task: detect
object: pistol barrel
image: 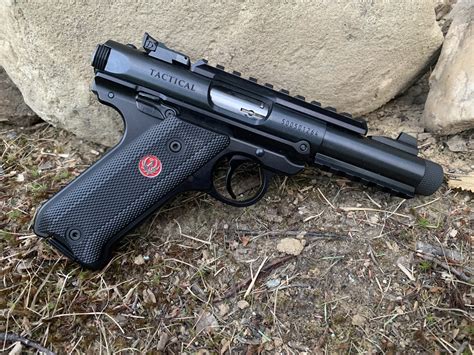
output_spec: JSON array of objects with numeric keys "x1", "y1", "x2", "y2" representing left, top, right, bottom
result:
[
  {"x1": 317, "y1": 127, "x2": 443, "y2": 196},
  {"x1": 91, "y1": 38, "x2": 443, "y2": 197}
]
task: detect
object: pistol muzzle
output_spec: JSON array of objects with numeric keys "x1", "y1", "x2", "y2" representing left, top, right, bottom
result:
[
  {"x1": 91, "y1": 44, "x2": 110, "y2": 71},
  {"x1": 415, "y1": 160, "x2": 444, "y2": 196}
]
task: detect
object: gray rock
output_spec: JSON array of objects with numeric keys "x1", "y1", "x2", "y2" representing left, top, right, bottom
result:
[
  {"x1": 0, "y1": 67, "x2": 41, "y2": 126},
  {"x1": 0, "y1": 1, "x2": 443, "y2": 145},
  {"x1": 424, "y1": 0, "x2": 474, "y2": 135},
  {"x1": 265, "y1": 279, "x2": 281, "y2": 289},
  {"x1": 446, "y1": 135, "x2": 471, "y2": 152}
]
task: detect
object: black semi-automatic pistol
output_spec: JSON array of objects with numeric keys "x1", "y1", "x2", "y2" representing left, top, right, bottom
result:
[{"x1": 34, "y1": 33, "x2": 444, "y2": 269}]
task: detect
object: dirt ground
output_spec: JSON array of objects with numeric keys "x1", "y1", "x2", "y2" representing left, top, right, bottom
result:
[{"x1": 1, "y1": 74, "x2": 473, "y2": 354}]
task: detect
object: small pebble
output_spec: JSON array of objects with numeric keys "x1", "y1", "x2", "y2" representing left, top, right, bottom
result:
[
  {"x1": 218, "y1": 303, "x2": 230, "y2": 316},
  {"x1": 277, "y1": 238, "x2": 304, "y2": 256},
  {"x1": 6, "y1": 131, "x2": 17, "y2": 140},
  {"x1": 39, "y1": 161, "x2": 53, "y2": 171},
  {"x1": 134, "y1": 255, "x2": 145, "y2": 265},
  {"x1": 266, "y1": 279, "x2": 281, "y2": 289},
  {"x1": 237, "y1": 300, "x2": 249, "y2": 309},
  {"x1": 352, "y1": 314, "x2": 366, "y2": 326},
  {"x1": 273, "y1": 337, "x2": 283, "y2": 347}
]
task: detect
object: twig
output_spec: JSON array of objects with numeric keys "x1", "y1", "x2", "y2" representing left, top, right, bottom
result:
[
  {"x1": 416, "y1": 253, "x2": 473, "y2": 283},
  {"x1": 416, "y1": 241, "x2": 466, "y2": 263},
  {"x1": 46, "y1": 312, "x2": 125, "y2": 333},
  {"x1": 413, "y1": 197, "x2": 441, "y2": 209},
  {"x1": 340, "y1": 207, "x2": 410, "y2": 219},
  {"x1": 216, "y1": 255, "x2": 294, "y2": 301},
  {"x1": 318, "y1": 188, "x2": 335, "y2": 209},
  {"x1": 387, "y1": 199, "x2": 406, "y2": 218},
  {"x1": 0, "y1": 333, "x2": 56, "y2": 355},
  {"x1": 175, "y1": 220, "x2": 211, "y2": 245},
  {"x1": 303, "y1": 211, "x2": 324, "y2": 222},
  {"x1": 234, "y1": 229, "x2": 342, "y2": 239},
  {"x1": 244, "y1": 256, "x2": 268, "y2": 298},
  {"x1": 364, "y1": 192, "x2": 381, "y2": 208},
  {"x1": 397, "y1": 262, "x2": 415, "y2": 281},
  {"x1": 430, "y1": 306, "x2": 474, "y2": 320}
]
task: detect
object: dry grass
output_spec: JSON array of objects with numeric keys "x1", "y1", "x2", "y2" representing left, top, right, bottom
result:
[{"x1": 1, "y1": 84, "x2": 473, "y2": 353}]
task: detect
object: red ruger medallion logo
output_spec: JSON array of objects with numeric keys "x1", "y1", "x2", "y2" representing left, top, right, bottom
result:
[{"x1": 138, "y1": 155, "x2": 162, "y2": 178}]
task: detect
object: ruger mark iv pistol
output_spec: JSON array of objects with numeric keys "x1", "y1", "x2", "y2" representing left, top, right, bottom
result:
[{"x1": 34, "y1": 33, "x2": 444, "y2": 269}]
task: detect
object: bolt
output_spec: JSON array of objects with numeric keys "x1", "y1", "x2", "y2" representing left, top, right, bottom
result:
[
  {"x1": 169, "y1": 140, "x2": 182, "y2": 153},
  {"x1": 165, "y1": 110, "x2": 176, "y2": 119},
  {"x1": 68, "y1": 228, "x2": 82, "y2": 241},
  {"x1": 299, "y1": 143, "x2": 308, "y2": 152},
  {"x1": 255, "y1": 148, "x2": 265, "y2": 157},
  {"x1": 108, "y1": 92, "x2": 114, "y2": 98}
]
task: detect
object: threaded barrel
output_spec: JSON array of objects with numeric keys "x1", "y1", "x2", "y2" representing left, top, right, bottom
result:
[{"x1": 91, "y1": 44, "x2": 111, "y2": 71}]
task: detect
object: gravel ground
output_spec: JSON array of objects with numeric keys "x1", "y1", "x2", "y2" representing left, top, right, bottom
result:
[{"x1": 1, "y1": 76, "x2": 473, "y2": 354}]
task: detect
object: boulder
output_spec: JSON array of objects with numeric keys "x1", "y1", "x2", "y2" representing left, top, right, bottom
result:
[
  {"x1": 0, "y1": 1, "x2": 443, "y2": 145},
  {"x1": 424, "y1": 0, "x2": 474, "y2": 134},
  {"x1": 0, "y1": 67, "x2": 41, "y2": 126}
]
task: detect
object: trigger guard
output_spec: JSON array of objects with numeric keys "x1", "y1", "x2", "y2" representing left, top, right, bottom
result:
[
  {"x1": 225, "y1": 155, "x2": 253, "y2": 199},
  {"x1": 211, "y1": 165, "x2": 273, "y2": 207}
]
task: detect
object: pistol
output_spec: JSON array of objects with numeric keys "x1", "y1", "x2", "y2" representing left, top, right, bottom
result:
[{"x1": 34, "y1": 33, "x2": 444, "y2": 269}]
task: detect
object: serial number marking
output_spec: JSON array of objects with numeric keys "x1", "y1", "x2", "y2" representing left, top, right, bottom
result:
[{"x1": 281, "y1": 119, "x2": 319, "y2": 137}]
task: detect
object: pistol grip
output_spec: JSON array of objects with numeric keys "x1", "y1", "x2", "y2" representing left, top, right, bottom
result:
[{"x1": 34, "y1": 112, "x2": 229, "y2": 269}]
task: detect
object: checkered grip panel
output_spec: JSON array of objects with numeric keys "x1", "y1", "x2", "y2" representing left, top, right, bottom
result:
[{"x1": 35, "y1": 116, "x2": 229, "y2": 268}]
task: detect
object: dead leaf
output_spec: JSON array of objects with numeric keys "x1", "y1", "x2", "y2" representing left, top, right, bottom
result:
[
  {"x1": 218, "y1": 303, "x2": 230, "y2": 317},
  {"x1": 195, "y1": 312, "x2": 218, "y2": 333},
  {"x1": 448, "y1": 174, "x2": 474, "y2": 192},
  {"x1": 385, "y1": 240, "x2": 399, "y2": 252},
  {"x1": 156, "y1": 332, "x2": 169, "y2": 351},
  {"x1": 220, "y1": 338, "x2": 232, "y2": 355},
  {"x1": 237, "y1": 300, "x2": 250, "y2": 309},
  {"x1": 240, "y1": 235, "x2": 250, "y2": 246},
  {"x1": 134, "y1": 255, "x2": 145, "y2": 265},
  {"x1": 16, "y1": 260, "x2": 33, "y2": 272},
  {"x1": 142, "y1": 288, "x2": 156, "y2": 304}
]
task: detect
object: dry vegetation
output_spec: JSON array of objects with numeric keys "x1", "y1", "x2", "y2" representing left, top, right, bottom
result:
[{"x1": 1, "y1": 78, "x2": 473, "y2": 354}]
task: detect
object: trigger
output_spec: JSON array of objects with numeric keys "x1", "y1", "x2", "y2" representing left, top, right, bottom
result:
[{"x1": 225, "y1": 155, "x2": 251, "y2": 199}]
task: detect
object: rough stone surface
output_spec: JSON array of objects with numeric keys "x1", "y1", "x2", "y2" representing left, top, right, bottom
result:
[
  {"x1": 446, "y1": 134, "x2": 472, "y2": 152},
  {"x1": 0, "y1": 1, "x2": 443, "y2": 145},
  {"x1": 424, "y1": 0, "x2": 474, "y2": 134},
  {"x1": 0, "y1": 67, "x2": 40, "y2": 126}
]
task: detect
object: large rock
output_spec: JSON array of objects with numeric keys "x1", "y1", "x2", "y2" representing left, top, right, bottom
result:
[
  {"x1": 0, "y1": 67, "x2": 41, "y2": 126},
  {"x1": 0, "y1": 1, "x2": 443, "y2": 145},
  {"x1": 424, "y1": 0, "x2": 474, "y2": 135}
]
